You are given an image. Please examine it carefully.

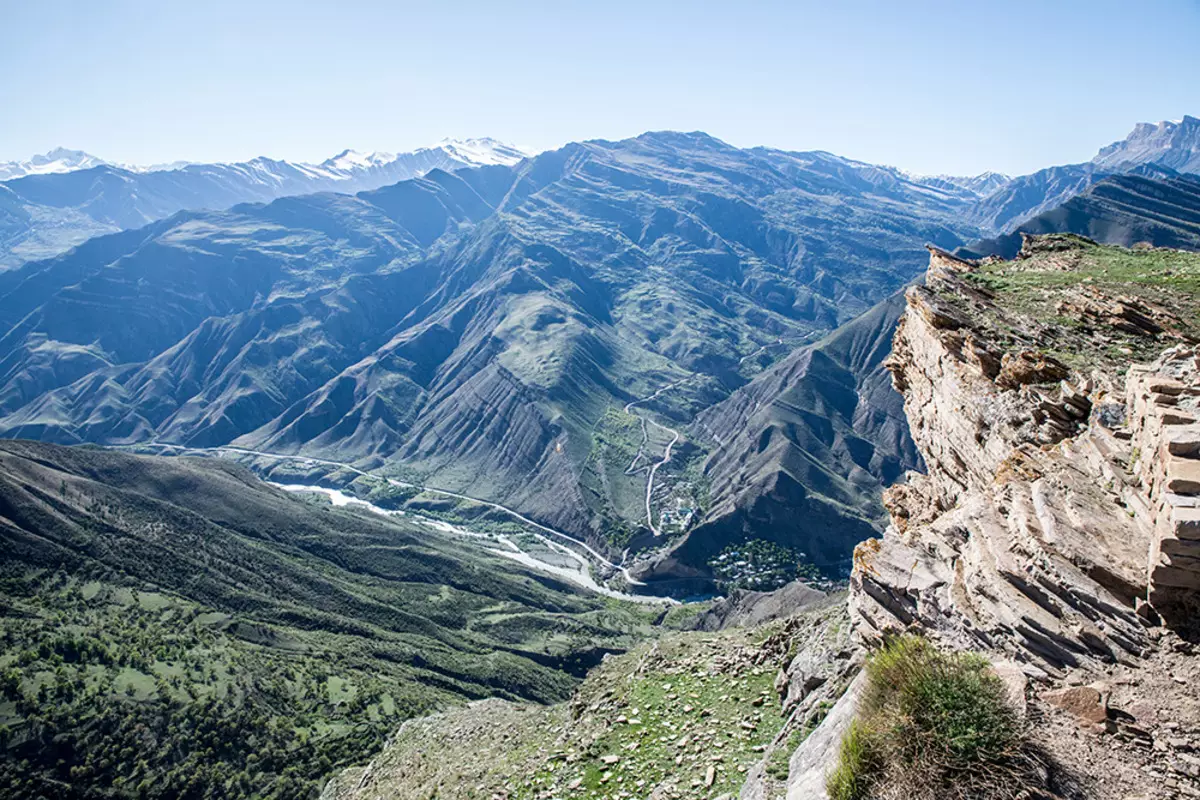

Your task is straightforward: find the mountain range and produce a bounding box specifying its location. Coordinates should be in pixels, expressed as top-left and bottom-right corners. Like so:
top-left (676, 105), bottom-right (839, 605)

top-left (968, 115), bottom-right (1200, 233)
top-left (0, 147), bottom-right (110, 181)
top-left (0, 139), bottom-right (533, 268)
top-left (5, 112), bottom-right (1200, 799)
top-left (1, 118), bottom-right (1199, 596)
top-left (6, 117), bottom-right (1200, 273)
top-left (961, 166), bottom-right (1200, 259)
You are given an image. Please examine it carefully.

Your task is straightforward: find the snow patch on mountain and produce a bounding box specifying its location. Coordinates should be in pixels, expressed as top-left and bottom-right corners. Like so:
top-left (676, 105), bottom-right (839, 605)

top-left (1, 139), bottom-right (537, 188)
top-left (0, 148), bottom-right (108, 180)
top-left (321, 150), bottom-right (399, 171)
top-left (436, 138), bottom-right (536, 166)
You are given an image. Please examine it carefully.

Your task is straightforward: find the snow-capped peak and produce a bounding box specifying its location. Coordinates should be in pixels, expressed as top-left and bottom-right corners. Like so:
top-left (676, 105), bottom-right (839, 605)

top-left (434, 138), bottom-right (537, 166)
top-left (0, 147), bottom-right (108, 181)
top-left (319, 149), bottom-right (398, 172)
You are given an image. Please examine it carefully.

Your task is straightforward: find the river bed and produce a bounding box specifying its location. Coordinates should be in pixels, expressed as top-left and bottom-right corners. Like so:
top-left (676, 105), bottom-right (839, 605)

top-left (270, 483), bottom-right (670, 604)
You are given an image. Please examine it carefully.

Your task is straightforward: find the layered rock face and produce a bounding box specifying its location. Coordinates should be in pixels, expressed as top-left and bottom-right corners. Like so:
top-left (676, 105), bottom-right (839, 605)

top-left (853, 245), bottom-right (1153, 673)
top-left (1128, 353), bottom-right (1200, 630)
top-left (832, 236), bottom-right (1200, 797)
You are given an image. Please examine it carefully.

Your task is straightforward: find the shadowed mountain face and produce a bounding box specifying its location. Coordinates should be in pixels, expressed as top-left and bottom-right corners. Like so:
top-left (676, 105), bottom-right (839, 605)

top-left (967, 163), bottom-right (1106, 235)
top-left (0, 132), bottom-right (980, 562)
top-left (657, 160), bottom-right (1200, 591)
top-left (629, 292), bottom-right (918, 589)
top-left (960, 170), bottom-right (1200, 259)
top-left (968, 116), bottom-right (1200, 235)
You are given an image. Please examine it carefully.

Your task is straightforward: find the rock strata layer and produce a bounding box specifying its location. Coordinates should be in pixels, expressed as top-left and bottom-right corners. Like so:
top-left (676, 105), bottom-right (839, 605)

top-left (795, 238), bottom-right (1200, 799)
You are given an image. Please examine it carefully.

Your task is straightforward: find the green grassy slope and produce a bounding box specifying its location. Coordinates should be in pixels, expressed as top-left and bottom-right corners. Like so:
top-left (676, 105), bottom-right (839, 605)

top-left (322, 599), bottom-right (852, 800)
top-left (960, 233), bottom-right (1200, 370)
top-left (0, 440), bottom-right (658, 799)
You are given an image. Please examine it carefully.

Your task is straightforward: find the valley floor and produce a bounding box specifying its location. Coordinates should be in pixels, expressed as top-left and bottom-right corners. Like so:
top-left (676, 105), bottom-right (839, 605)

top-left (125, 443), bottom-right (661, 600)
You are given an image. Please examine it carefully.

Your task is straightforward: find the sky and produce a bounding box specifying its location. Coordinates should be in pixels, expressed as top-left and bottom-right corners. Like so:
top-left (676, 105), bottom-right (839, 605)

top-left (2, 0), bottom-right (1200, 176)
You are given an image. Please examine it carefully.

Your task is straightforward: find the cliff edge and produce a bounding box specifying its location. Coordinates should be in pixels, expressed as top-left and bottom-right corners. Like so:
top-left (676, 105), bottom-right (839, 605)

top-left (795, 236), bottom-right (1200, 799)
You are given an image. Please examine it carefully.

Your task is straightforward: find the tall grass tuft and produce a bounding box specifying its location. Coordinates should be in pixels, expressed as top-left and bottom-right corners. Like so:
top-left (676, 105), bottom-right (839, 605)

top-left (827, 635), bottom-right (1046, 800)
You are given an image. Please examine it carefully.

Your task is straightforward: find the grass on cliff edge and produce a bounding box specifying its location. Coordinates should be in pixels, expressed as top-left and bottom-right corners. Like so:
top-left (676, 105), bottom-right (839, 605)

top-left (962, 235), bottom-right (1200, 371)
top-left (827, 636), bottom-right (1043, 800)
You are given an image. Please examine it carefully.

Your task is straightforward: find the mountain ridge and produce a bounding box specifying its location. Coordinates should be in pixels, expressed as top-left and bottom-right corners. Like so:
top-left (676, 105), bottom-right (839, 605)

top-left (0, 139), bottom-right (533, 268)
top-left (968, 115), bottom-right (1200, 234)
top-left (3, 120), bottom-right (1200, 595)
top-left (960, 168), bottom-right (1200, 259)
top-left (0, 139), bottom-right (534, 182)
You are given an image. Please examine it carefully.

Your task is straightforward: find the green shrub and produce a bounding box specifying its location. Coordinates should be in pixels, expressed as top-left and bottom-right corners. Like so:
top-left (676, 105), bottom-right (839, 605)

top-left (826, 719), bottom-right (880, 800)
top-left (827, 635), bottom-right (1043, 800)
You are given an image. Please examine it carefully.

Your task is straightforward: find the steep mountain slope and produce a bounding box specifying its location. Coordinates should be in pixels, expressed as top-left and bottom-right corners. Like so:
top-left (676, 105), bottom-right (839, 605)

top-left (0, 439), bottom-right (657, 799)
top-left (1093, 115), bottom-right (1200, 173)
top-left (0, 139), bottom-right (532, 268)
top-left (961, 169), bottom-right (1200, 259)
top-left (628, 292), bottom-right (917, 590)
top-left (319, 238), bottom-right (1200, 800)
top-left (0, 132), bottom-right (981, 574)
top-left (968, 115), bottom-right (1200, 235)
top-left (0, 134), bottom-right (984, 592)
top-left (967, 162), bottom-right (1105, 235)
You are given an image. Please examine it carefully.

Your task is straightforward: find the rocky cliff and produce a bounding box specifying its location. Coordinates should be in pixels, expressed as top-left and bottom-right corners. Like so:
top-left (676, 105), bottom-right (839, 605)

top-left (785, 237), bottom-right (1200, 798)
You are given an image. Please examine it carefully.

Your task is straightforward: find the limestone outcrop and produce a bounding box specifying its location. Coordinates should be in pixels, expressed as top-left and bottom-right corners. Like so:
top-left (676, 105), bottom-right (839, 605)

top-left (854, 246), bottom-right (1153, 674)
top-left (1128, 355), bottom-right (1200, 631)
top-left (793, 237), bottom-right (1200, 799)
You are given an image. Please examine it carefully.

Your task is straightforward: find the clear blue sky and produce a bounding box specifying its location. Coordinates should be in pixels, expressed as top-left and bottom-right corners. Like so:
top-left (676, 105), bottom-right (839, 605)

top-left (3, 0), bottom-right (1199, 176)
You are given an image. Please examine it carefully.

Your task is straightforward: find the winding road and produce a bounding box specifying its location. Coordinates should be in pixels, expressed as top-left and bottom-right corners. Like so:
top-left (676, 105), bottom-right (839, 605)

top-left (621, 339), bottom-right (784, 534)
top-left (128, 339), bottom-right (785, 593)
top-left (737, 338), bottom-right (784, 366)
top-left (622, 378), bottom-right (690, 538)
top-left (135, 443), bottom-right (646, 586)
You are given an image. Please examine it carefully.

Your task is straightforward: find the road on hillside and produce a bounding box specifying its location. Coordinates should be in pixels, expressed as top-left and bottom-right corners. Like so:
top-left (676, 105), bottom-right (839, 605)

top-left (622, 338), bottom-right (783, 535)
top-left (623, 378), bottom-right (690, 538)
top-left (138, 443), bottom-right (646, 586)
